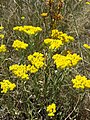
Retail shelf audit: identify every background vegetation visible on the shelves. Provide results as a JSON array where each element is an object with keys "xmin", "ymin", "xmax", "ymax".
[{"xmin": 0, "ymin": 0, "xmax": 90, "ymax": 120}]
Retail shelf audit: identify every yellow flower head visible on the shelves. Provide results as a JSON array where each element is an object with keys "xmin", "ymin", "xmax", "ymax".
[
  {"xmin": 28, "ymin": 65, "xmax": 38, "ymax": 73},
  {"xmin": 28, "ymin": 52, "xmax": 45, "ymax": 72},
  {"xmin": 9, "ymin": 64, "xmax": 29, "ymax": 80},
  {"xmin": 0, "ymin": 26, "xmax": 4, "ymax": 30},
  {"xmin": 44, "ymin": 38, "xmax": 63, "ymax": 50},
  {"xmin": 0, "ymin": 80, "xmax": 16, "ymax": 93},
  {"xmin": 0, "ymin": 44, "xmax": 6, "ymax": 52},
  {"xmin": 52, "ymin": 53, "xmax": 82, "ymax": 69},
  {"xmin": 0, "ymin": 34, "xmax": 4, "ymax": 39},
  {"xmin": 21, "ymin": 16, "xmax": 25, "ymax": 20},
  {"xmin": 72, "ymin": 75, "xmax": 89, "ymax": 89},
  {"xmin": 41, "ymin": 13, "xmax": 48, "ymax": 17},
  {"xmin": 13, "ymin": 25, "xmax": 42, "ymax": 35},
  {"xmin": 51, "ymin": 29, "xmax": 74, "ymax": 43},
  {"xmin": 44, "ymin": 29, "xmax": 74, "ymax": 50},
  {"xmin": 85, "ymin": 80, "xmax": 90, "ymax": 88},
  {"xmin": 83, "ymin": 44, "xmax": 90, "ymax": 49},
  {"xmin": 12, "ymin": 40, "xmax": 28, "ymax": 50},
  {"xmin": 46, "ymin": 103, "xmax": 56, "ymax": 117},
  {"xmin": 51, "ymin": 29, "xmax": 61, "ymax": 38},
  {"xmin": 86, "ymin": 2, "xmax": 90, "ymax": 4}
]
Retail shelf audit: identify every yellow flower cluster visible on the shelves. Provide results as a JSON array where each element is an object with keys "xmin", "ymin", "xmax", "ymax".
[
  {"xmin": 44, "ymin": 38, "xmax": 63, "ymax": 49},
  {"xmin": 13, "ymin": 25, "xmax": 42, "ymax": 35},
  {"xmin": 44, "ymin": 29, "xmax": 74, "ymax": 50},
  {"xmin": 0, "ymin": 34, "xmax": 4, "ymax": 39},
  {"xmin": 0, "ymin": 44, "xmax": 6, "ymax": 52},
  {"xmin": 46, "ymin": 103, "xmax": 56, "ymax": 117},
  {"xmin": 72, "ymin": 75, "xmax": 90, "ymax": 89},
  {"xmin": 0, "ymin": 80, "xmax": 16, "ymax": 93},
  {"xmin": 83, "ymin": 44, "xmax": 90, "ymax": 49},
  {"xmin": 9, "ymin": 52, "xmax": 45, "ymax": 79},
  {"xmin": 28, "ymin": 52, "xmax": 45, "ymax": 73},
  {"xmin": 12, "ymin": 40, "xmax": 28, "ymax": 50},
  {"xmin": 51, "ymin": 29, "xmax": 74, "ymax": 42},
  {"xmin": 9, "ymin": 64, "xmax": 29, "ymax": 80},
  {"xmin": 52, "ymin": 53, "xmax": 82, "ymax": 69}
]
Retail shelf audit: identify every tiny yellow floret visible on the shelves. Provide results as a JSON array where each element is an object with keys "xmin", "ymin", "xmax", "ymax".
[
  {"xmin": 21, "ymin": 16, "xmax": 25, "ymax": 20},
  {"xmin": 0, "ymin": 26, "xmax": 4, "ymax": 30},
  {"xmin": 41, "ymin": 13, "xmax": 48, "ymax": 17},
  {"xmin": 86, "ymin": 2, "xmax": 90, "ymax": 4},
  {"xmin": 0, "ymin": 80, "xmax": 16, "ymax": 93},
  {"xmin": 46, "ymin": 103, "xmax": 56, "ymax": 117},
  {"xmin": 0, "ymin": 34, "xmax": 4, "ymax": 39},
  {"xmin": 0, "ymin": 44, "xmax": 6, "ymax": 52}
]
